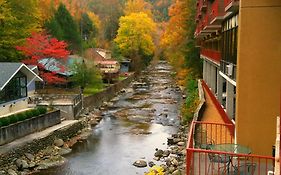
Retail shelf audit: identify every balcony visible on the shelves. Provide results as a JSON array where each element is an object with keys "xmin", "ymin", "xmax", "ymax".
[
  {"xmin": 201, "ymin": 48, "xmax": 221, "ymax": 64},
  {"xmin": 210, "ymin": 0, "xmax": 225, "ymax": 25},
  {"xmin": 224, "ymin": 0, "xmax": 239, "ymax": 12},
  {"xmin": 186, "ymin": 121, "xmax": 275, "ymax": 175}
]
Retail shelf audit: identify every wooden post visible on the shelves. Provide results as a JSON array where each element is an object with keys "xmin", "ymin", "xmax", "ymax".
[{"xmin": 274, "ymin": 116, "xmax": 280, "ymax": 174}]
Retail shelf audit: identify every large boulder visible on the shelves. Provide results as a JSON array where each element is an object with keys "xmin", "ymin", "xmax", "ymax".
[{"xmin": 133, "ymin": 160, "xmax": 147, "ymax": 168}]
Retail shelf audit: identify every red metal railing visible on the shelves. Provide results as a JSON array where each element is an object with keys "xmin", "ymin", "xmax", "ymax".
[
  {"xmin": 201, "ymin": 48, "xmax": 222, "ymax": 64},
  {"xmin": 224, "ymin": 0, "xmax": 239, "ymax": 10},
  {"xmin": 186, "ymin": 121, "xmax": 275, "ymax": 175},
  {"xmin": 210, "ymin": 0, "xmax": 225, "ymax": 23},
  {"xmin": 202, "ymin": 14, "xmax": 210, "ymax": 29}
]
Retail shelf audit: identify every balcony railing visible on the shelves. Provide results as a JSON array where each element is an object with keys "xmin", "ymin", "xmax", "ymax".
[
  {"xmin": 210, "ymin": 0, "xmax": 225, "ymax": 25},
  {"xmin": 201, "ymin": 48, "xmax": 221, "ymax": 64},
  {"xmin": 224, "ymin": 0, "xmax": 239, "ymax": 12},
  {"xmin": 186, "ymin": 121, "xmax": 275, "ymax": 175}
]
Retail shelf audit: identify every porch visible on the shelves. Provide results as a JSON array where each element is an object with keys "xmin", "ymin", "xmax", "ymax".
[{"xmin": 186, "ymin": 121, "xmax": 275, "ymax": 175}]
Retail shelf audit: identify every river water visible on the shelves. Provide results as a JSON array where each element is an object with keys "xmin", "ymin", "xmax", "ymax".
[{"xmin": 36, "ymin": 61, "xmax": 182, "ymax": 175}]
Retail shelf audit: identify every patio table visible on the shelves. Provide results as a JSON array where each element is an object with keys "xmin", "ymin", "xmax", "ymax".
[
  {"xmin": 209, "ymin": 143, "xmax": 251, "ymax": 154},
  {"xmin": 208, "ymin": 143, "xmax": 252, "ymax": 174}
]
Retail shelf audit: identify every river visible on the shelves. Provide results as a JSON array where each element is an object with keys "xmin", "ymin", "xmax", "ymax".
[{"xmin": 36, "ymin": 61, "xmax": 183, "ymax": 175}]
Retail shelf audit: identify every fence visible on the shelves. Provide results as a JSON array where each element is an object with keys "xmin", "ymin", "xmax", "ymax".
[{"xmin": 186, "ymin": 121, "xmax": 275, "ymax": 175}]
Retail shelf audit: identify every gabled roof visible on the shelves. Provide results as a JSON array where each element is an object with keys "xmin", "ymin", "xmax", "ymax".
[{"xmin": 0, "ymin": 62, "xmax": 43, "ymax": 91}]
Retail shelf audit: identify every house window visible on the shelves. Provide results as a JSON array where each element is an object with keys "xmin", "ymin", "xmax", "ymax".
[{"xmin": 0, "ymin": 71, "xmax": 27, "ymax": 104}]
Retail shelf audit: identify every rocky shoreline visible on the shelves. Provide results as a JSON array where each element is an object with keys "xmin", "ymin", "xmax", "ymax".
[
  {"xmin": 0, "ymin": 111, "xmax": 102, "ymax": 175},
  {"xmin": 133, "ymin": 124, "xmax": 188, "ymax": 175}
]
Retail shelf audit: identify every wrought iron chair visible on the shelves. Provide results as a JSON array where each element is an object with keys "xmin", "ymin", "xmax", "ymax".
[
  {"xmin": 207, "ymin": 147, "xmax": 232, "ymax": 174},
  {"xmin": 233, "ymin": 163, "xmax": 256, "ymax": 175}
]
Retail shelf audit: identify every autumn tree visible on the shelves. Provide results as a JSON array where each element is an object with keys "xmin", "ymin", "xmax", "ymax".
[
  {"xmin": 124, "ymin": 0, "xmax": 153, "ymax": 16},
  {"xmin": 0, "ymin": 0, "xmax": 41, "ymax": 61},
  {"xmin": 45, "ymin": 3, "xmax": 82, "ymax": 52},
  {"xmin": 114, "ymin": 12, "xmax": 156, "ymax": 70},
  {"xmin": 16, "ymin": 32, "xmax": 70, "ymax": 84},
  {"xmin": 89, "ymin": 0, "xmax": 123, "ymax": 42}
]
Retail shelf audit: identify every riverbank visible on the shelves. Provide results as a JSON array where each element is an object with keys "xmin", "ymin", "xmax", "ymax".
[{"xmin": 0, "ymin": 72, "xmax": 138, "ymax": 175}]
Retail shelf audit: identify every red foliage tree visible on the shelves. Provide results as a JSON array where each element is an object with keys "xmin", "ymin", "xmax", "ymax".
[{"xmin": 16, "ymin": 32, "xmax": 70, "ymax": 84}]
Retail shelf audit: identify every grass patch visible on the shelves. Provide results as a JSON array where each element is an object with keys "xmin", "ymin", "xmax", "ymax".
[{"xmin": 83, "ymin": 86, "xmax": 104, "ymax": 96}]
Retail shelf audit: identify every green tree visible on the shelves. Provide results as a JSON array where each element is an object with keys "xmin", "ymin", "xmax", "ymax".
[
  {"xmin": 114, "ymin": 12, "xmax": 156, "ymax": 70},
  {"xmin": 46, "ymin": 3, "xmax": 82, "ymax": 52},
  {"xmin": 80, "ymin": 13, "xmax": 98, "ymax": 49},
  {"xmin": 184, "ymin": 0, "xmax": 202, "ymax": 76},
  {"xmin": 0, "ymin": 0, "xmax": 41, "ymax": 61},
  {"xmin": 70, "ymin": 62, "xmax": 103, "ymax": 93}
]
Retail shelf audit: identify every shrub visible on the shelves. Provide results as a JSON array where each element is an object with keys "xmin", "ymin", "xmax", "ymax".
[
  {"xmin": 182, "ymin": 74, "xmax": 199, "ymax": 124},
  {"xmin": 0, "ymin": 107, "xmax": 48, "ymax": 128},
  {"xmin": 16, "ymin": 113, "xmax": 28, "ymax": 121},
  {"xmin": 0, "ymin": 117, "xmax": 10, "ymax": 127},
  {"xmin": 37, "ymin": 107, "xmax": 47, "ymax": 115},
  {"xmin": 25, "ymin": 110, "xmax": 34, "ymax": 119},
  {"xmin": 9, "ymin": 115, "xmax": 19, "ymax": 124},
  {"xmin": 31, "ymin": 109, "xmax": 41, "ymax": 116}
]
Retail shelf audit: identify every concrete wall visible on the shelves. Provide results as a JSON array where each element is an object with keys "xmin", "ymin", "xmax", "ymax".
[
  {"xmin": 0, "ymin": 121, "xmax": 85, "ymax": 168},
  {"xmin": 84, "ymin": 73, "xmax": 136, "ymax": 110},
  {"xmin": 0, "ymin": 110, "xmax": 61, "ymax": 145},
  {"xmin": 236, "ymin": 0, "xmax": 281, "ymax": 156}
]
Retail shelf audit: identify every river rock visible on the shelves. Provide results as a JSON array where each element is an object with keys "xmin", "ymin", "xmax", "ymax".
[
  {"xmin": 15, "ymin": 159, "xmax": 28, "ymax": 169},
  {"xmin": 25, "ymin": 153, "xmax": 34, "ymax": 161},
  {"xmin": 163, "ymin": 150, "xmax": 170, "ymax": 157},
  {"xmin": 172, "ymin": 169, "xmax": 181, "ymax": 175},
  {"xmin": 58, "ymin": 147, "xmax": 72, "ymax": 155},
  {"xmin": 177, "ymin": 142, "xmax": 185, "ymax": 146},
  {"xmin": 54, "ymin": 139, "xmax": 64, "ymax": 147},
  {"xmin": 148, "ymin": 161, "xmax": 155, "ymax": 167},
  {"xmin": 133, "ymin": 160, "xmax": 147, "ymax": 168},
  {"xmin": 7, "ymin": 169, "xmax": 17, "ymax": 175},
  {"xmin": 171, "ymin": 158, "xmax": 179, "ymax": 166},
  {"xmin": 153, "ymin": 157, "xmax": 160, "ymax": 161},
  {"xmin": 36, "ymin": 156, "xmax": 66, "ymax": 170},
  {"xmin": 154, "ymin": 149, "xmax": 164, "ymax": 158},
  {"xmin": 29, "ymin": 161, "xmax": 36, "ymax": 168},
  {"xmin": 21, "ymin": 160, "xmax": 29, "ymax": 169}
]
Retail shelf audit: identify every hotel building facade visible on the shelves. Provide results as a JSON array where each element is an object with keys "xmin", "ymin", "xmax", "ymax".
[{"xmin": 195, "ymin": 0, "xmax": 281, "ymax": 156}]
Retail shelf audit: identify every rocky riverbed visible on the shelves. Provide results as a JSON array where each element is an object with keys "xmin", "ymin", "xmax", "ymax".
[
  {"xmin": 2, "ymin": 61, "xmax": 188, "ymax": 175},
  {"xmin": 133, "ymin": 125, "xmax": 188, "ymax": 175}
]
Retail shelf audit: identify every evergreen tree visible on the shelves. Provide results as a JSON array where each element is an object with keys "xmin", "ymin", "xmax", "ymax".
[{"xmin": 46, "ymin": 3, "xmax": 82, "ymax": 52}]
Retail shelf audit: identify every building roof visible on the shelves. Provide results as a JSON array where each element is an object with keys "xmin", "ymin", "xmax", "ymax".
[
  {"xmin": 96, "ymin": 60, "xmax": 119, "ymax": 65},
  {"xmin": 38, "ymin": 56, "xmax": 83, "ymax": 77},
  {"xmin": 0, "ymin": 62, "xmax": 43, "ymax": 91}
]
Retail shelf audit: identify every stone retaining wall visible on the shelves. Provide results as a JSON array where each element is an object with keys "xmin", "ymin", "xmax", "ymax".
[
  {"xmin": 84, "ymin": 73, "xmax": 137, "ymax": 111},
  {"xmin": 0, "ymin": 110, "xmax": 61, "ymax": 145},
  {"xmin": 0, "ymin": 120, "xmax": 85, "ymax": 167}
]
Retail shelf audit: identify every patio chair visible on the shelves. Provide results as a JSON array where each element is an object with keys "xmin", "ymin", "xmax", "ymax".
[
  {"xmin": 233, "ymin": 163, "xmax": 256, "ymax": 175},
  {"xmin": 207, "ymin": 151, "xmax": 231, "ymax": 174},
  {"xmin": 194, "ymin": 129, "xmax": 215, "ymax": 149}
]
